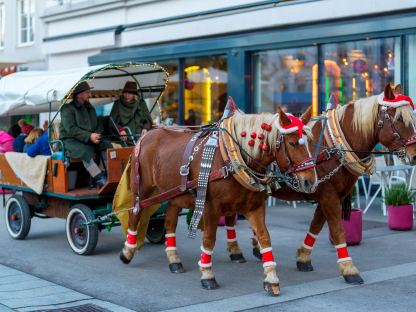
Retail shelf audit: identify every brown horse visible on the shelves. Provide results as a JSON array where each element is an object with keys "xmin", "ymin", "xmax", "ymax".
[
  {"xmin": 232, "ymin": 85, "xmax": 416, "ymax": 284},
  {"xmin": 119, "ymin": 109, "xmax": 317, "ymax": 295}
]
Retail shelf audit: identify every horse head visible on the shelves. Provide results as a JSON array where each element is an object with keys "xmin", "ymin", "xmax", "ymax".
[
  {"xmin": 376, "ymin": 83, "xmax": 416, "ymax": 164},
  {"xmin": 274, "ymin": 107, "xmax": 317, "ymax": 193}
]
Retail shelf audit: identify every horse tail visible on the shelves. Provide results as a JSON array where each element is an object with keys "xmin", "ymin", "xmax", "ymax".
[{"xmin": 341, "ymin": 193, "xmax": 352, "ymax": 221}]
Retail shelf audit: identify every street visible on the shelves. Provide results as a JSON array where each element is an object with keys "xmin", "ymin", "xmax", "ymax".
[{"xmin": 1, "ymin": 197, "xmax": 416, "ymax": 311}]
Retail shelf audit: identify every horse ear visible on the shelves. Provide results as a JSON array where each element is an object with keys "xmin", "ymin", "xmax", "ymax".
[
  {"xmin": 384, "ymin": 83, "xmax": 395, "ymax": 100},
  {"xmin": 394, "ymin": 84, "xmax": 403, "ymax": 95},
  {"xmin": 300, "ymin": 105, "xmax": 312, "ymax": 125},
  {"xmin": 278, "ymin": 107, "xmax": 291, "ymax": 127}
]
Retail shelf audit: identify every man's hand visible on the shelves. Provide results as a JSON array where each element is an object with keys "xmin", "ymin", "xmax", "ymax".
[
  {"xmin": 90, "ymin": 133, "xmax": 102, "ymax": 144},
  {"xmin": 141, "ymin": 129, "xmax": 148, "ymax": 135},
  {"xmin": 120, "ymin": 130, "xmax": 127, "ymax": 142}
]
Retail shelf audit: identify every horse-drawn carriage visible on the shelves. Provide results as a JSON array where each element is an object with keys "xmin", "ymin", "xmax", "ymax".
[{"xmin": 0, "ymin": 63, "xmax": 169, "ymax": 255}]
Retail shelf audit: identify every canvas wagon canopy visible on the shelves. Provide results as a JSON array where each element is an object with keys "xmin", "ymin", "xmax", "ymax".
[{"xmin": 0, "ymin": 63, "xmax": 169, "ymax": 116}]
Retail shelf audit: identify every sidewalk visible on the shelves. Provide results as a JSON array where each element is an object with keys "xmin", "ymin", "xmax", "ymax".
[{"xmin": 0, "ymin": 264, "xmax": 134, "ymax": 312}]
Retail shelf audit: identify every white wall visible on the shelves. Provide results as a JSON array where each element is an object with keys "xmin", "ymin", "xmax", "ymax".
[
  {"xmin": 0, "ymin": 0, "xmax": 46, "ymax": 70},
  {"xmin": 47, "ymin": 49, "xmax": 101, "ymax": 69}
]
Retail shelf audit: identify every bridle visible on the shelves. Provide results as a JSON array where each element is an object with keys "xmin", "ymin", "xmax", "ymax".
[
  {"xmin": 275, "ymin": 133, "xmax": 316, "ymax": 174},
  {"xmin": 378, "ymin": 106, "xmax": 416, "ymax": 160}
]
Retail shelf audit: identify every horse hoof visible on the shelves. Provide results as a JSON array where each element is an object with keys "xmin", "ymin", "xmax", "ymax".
[
  {"xmin": 230, "ymin": 253, "xmax": 247, "ymax": 263},
  {"xmin": 343, "ymin": 274, "xmax": 364, "ymax": 284},
  {"xmin": 119, "ymin": 251, "xmax": 131, "ymax": 264},
  {"xmin": 263, "ymin": 282, "xmax": 280, "ymax": 296},
  {"xmin": 201, "ymin": 278, "xmax": 220, "ymax": 290},
  {"xmin": 252, "ymin": 248, "xmax": 262, "ymax": 260},
  {"xmin": 296, "ymin": 261, "xmax": 314, "ymax": 272},
  {"xmin": 169, "ymin": 262, "xmax": 185, "ymax": 273}
]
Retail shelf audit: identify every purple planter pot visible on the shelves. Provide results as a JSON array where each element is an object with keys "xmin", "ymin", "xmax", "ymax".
[
  {"xmin": 387, "ymin": 204, "xmax": 414, "ymax": 231},
  {"xmin": 329, "ymin": 208, "xmax": 362, "ymax": 246}
]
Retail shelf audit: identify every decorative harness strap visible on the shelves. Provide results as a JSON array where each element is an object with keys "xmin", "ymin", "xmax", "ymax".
[
  {"xmin": 324, "ymin": 109, "xmax": 375, "ymax": 176},
  {"xmin": 188, "ymin": 132, "xmax": 219, "ymax": 238},
  {"xmin": 219, "ymin": 118, "xmax": 269, "ymax": 192},
  {"xmin": 180, "ymin": 132, "xmax": 202, "ymax": 191}
]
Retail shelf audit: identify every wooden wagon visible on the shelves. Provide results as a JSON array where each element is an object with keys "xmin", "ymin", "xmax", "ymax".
[{"xmin": 0, "ymin": 63, "xmax": 169, "ymax": 254}]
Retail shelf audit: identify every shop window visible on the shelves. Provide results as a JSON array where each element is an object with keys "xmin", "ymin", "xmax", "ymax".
[
  {"xmin": 158, "ymin": 61, "xmax": 179, "ymax": 125},
  {"xmin": 322, "ymin": 37, "xmax": 401, "ymax": 105},
  {"xmin": 184, "ymin": 56, "xmax": 227, "ymax": 125},
  {"xmin": 17, "ymin": 0, "xmax": 35, "ymax": 46},
  {"xmin": 253, "ymin": 47, "xmax": 318, "ymax": 117},
  {"xmin": 408, "ymin": 35, "xmax": 416, "ymax": 100}
]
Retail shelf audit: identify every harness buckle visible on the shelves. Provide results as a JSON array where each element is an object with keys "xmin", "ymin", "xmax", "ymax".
[
  {"xmin": 323, "ymin": 149, "xmax": 331, "ymax": 161},
  {"xmin": 377, "ymin": 120, "xmax": 384, "ymax": 128},
  {"xmin": 179, "ymin": 165, "xmax": 190, "ymax": 176},
  {"xmin": 223, "ymin": 164, "xmax": 234, "ymax": 179}
]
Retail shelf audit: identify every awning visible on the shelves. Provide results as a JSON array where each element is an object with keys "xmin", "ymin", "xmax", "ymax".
[{"xmin": 0, "ymin": 63, "xmax": 169, "ymax": 116}]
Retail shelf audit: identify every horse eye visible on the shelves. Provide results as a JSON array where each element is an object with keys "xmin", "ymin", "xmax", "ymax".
[{"xmin": 289, "ymin": 142, "xmax": 296, "ymax": 147}]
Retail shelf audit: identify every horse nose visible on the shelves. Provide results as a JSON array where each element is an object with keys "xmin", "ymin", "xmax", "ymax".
[
  {"xmin": 303, "ymin": 179, "xmax": 311, "ymax": 189},
  {"xmin": 412, "ymin": 155, "xmax": 416, "ymax": 164}
]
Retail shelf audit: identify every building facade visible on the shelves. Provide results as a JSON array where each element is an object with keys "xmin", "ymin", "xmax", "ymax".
[
  {"xmin": 0, "ymin": 0, "xmax": 46, "ymax": 127},
  {"xmin": 36, "ymin": 0, "xmax": 416, "ymax": 124}
]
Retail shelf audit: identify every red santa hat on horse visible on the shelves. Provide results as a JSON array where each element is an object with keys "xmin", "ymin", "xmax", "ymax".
[
  {"xmin": 377, "ymin": 83, "xmax": 415, "ymax": 110},
  {"xmin": 275, "ymin": 112, "xmax": 308, "ymax": 145}
]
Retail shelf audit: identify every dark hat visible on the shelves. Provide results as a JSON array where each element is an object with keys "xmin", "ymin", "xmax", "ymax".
[
  {"xmin": 122, "ymin": 81, "xmax": 139, "ymax": 95},
  {"xmin": 73, "ymin": 81, "xmax": 93, "ymax": 96}
]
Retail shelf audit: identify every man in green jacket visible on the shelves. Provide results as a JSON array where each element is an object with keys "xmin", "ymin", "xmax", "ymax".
[
  {"xmin": 59, "ymin": 81, "xmax": 108, "ymax": 187},
  {"xmin": 110, "ymin": 81, "xmax": 152, "ymax": 144}
]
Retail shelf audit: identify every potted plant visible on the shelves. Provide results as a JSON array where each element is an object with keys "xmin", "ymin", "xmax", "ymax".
[
  {"xmin": 384, "ymin": 183, "xmax": 415, "ymax": 231},
  {"xmin": 330, "ymin": 186, "xmax": 362, "ymax": 245}
]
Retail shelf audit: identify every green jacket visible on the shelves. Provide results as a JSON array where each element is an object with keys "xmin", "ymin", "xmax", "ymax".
[
  {"xmin": 59, "ymin": 100, "xmax": 105, "ymax": 161},
  {"xmin": 110, "ymin": 96, "xmax": 152, "ymax": 136}
]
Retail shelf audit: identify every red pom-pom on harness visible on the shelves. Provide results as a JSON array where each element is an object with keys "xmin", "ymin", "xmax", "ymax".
[
  {"xmin": 240, "ymin": 131, "xmax": 247, "ymax": 137},
  {"xmin": 248, "ymin": 140, "xmax": 255, "ymax": 147}
]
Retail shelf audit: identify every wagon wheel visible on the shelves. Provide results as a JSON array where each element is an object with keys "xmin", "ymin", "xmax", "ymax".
[
  {"xmin": 146, "ymin": 218, "xmax": 166, "ymax": 244},
  {"xmin": 66, "ymin": 204, "xmax": 99, "ymax": 255},
  {"xmin": 5, "ymin": 194, "xmax": 31, "ymax": 240}
]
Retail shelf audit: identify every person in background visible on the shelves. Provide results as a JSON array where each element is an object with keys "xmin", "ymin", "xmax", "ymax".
[
  {"xmin": 23, "ymin": 128, "xmax": 44, "ymax": 153},
  {"xmin": 184, "ymin": 109, "xmax": 196, "ymax": 126},
  {"xmin": 27, "ymin": 130, "xmax": 51, "ymax": 157},
  {"xmin": 60, "ymin": 81, "xmax": 110, "ymax": 187},
  {"xmin": 110, "ymin": 81, "xmax": 152, "ymax": 144},
  {"xmin": 13, "ymin": 124, "xmax": 34, "ymax": 153},
  {"xmin": 17, "ymin": 119, "xmax": 27, "ymax": 128},
  {"xmin": 0, "ymin": 125, "xmax": 21, "ymax": 153}
]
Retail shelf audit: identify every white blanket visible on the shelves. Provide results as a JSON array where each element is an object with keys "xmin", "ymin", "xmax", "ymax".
[{"xmin": 5, "ymin": 152, "xmax": 50, "ymax": 194}]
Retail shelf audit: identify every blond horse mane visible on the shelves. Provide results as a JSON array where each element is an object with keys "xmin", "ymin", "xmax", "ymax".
[
  {"xmin": 232, "ymin": 112, "xmax": 279, "ymax": 160},
  {"xmin": 231, "ymin": 112, "xmax": 313, "ymax": 160},
  {"xmin": 336, "ymin": 95, "xmax": 415, "ymax": 141}
]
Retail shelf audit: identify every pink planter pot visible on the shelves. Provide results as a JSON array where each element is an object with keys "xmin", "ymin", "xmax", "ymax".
[
  {"xmin": 329, "ymin": 208, "xmax": 362, "ymax": 246},
  {"xmin": 387, "ymin": 204, "xmax": 414, "ymax": 231}
]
